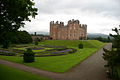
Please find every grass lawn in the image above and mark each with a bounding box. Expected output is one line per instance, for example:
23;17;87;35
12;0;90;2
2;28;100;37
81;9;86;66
0;64;50;80
0;40;105;73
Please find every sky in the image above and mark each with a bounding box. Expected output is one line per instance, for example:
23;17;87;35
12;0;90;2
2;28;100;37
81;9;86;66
21;0;120;34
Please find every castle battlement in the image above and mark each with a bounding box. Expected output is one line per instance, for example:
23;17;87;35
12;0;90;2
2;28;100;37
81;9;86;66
50;19;87;40
50;21;64;27
68;19;80;24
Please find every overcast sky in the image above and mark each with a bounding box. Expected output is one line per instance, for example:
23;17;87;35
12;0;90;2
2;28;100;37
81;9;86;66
21;0;120;34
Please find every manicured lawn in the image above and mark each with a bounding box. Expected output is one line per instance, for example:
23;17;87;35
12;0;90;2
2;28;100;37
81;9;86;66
0;64;50;80
0;40;105;73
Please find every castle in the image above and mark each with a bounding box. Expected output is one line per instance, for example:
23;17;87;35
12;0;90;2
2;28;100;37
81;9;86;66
50;19;87;40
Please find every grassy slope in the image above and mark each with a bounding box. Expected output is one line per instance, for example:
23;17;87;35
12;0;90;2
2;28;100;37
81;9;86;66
0;40;104;72
0;64;50;80
39;40;102;48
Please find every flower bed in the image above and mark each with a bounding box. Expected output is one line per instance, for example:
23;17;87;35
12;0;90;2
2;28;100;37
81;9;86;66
12;49;25;53
32;47;44;50
35;48;77;57
0;45;77;57
0;50;16;56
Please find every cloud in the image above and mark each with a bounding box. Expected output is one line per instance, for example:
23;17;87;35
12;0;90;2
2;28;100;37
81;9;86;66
35;0;120;17
22;0;120;34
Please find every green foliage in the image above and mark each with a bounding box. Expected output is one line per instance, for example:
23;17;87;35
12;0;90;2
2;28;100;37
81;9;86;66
0;31;33;46
23;48;35;63
88;36;111;42
2;39;11;49
11;31;33;44
0;0;37;48
35;41;38;45
103;26;120;80
17;31;33;44
78;43;83;49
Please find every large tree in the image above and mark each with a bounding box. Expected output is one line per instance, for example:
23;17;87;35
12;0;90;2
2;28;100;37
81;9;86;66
0;0;37;48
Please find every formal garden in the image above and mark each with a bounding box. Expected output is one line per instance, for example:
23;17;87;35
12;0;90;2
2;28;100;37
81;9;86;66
0;44;76;57
1;0;120;80
0;40;105;72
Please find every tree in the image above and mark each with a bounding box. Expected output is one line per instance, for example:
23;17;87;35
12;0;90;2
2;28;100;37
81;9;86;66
103;25;120;79
0;0;37;48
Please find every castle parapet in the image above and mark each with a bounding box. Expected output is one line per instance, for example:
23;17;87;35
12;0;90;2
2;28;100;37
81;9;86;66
60;22;64;26
81;24;87;30
68;19;80;25
50;21;65;27
50;21;54;26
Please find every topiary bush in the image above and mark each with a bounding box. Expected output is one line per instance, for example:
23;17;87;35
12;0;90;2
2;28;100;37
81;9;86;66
35;40;38;45
23;48;35;63
34;38;39;45
78;43;83;49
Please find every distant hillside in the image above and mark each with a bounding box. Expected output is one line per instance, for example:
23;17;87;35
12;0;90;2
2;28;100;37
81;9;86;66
87;33;109;38
29;31;49;35
29;31;109;38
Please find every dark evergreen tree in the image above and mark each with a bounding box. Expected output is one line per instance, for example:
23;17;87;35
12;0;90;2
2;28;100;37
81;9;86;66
103;25;120;79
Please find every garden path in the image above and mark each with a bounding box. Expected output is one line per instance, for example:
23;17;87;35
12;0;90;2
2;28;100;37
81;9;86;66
0;43;112;80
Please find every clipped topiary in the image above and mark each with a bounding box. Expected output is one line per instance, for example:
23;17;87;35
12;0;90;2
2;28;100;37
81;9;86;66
23;48;35;63
34;38;39;45
78;43;83;49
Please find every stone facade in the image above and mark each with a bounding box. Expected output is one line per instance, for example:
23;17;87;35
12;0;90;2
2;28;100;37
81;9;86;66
50;19;87;40
31;35;50;41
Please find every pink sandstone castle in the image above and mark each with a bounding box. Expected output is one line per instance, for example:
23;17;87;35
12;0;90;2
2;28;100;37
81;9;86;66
50;19;87;40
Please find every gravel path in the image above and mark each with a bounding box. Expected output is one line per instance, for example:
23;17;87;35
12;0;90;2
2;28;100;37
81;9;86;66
0;43;112;80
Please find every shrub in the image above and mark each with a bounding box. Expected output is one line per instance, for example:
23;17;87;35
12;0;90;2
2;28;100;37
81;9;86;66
78;43;83;49
34;38;39;45
35;40;38;45
23;48;35;63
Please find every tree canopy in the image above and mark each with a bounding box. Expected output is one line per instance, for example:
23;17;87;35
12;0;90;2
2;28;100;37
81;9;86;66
0;0;37;48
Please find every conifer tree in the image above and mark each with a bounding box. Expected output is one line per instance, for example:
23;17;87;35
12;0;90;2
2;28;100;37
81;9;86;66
103;25;120;79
